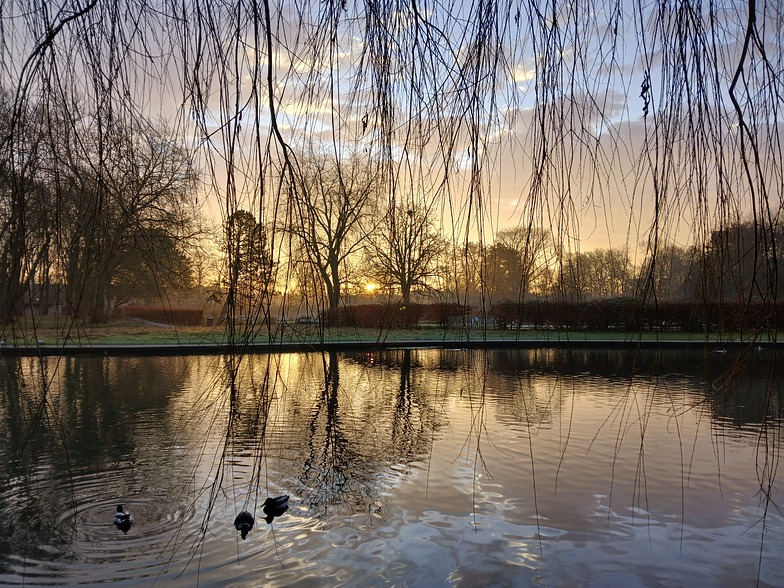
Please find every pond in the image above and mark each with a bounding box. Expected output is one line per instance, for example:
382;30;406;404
0;347;782;587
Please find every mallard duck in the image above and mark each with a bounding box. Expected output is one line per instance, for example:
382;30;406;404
262;495;289;524
233;511;254;539
113;504;132;533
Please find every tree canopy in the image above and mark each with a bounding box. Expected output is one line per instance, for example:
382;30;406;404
0;94;199;323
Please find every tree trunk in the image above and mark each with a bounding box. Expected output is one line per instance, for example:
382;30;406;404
91;278;111;322
0;216;25;326
401;284;411;306
326;260;341;326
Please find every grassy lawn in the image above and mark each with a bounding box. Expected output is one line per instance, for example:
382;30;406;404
0;317;772;347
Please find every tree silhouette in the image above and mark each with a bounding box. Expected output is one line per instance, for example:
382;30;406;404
284;153;379;324
0;0;780;339
222;209;275;323
367;203;446;304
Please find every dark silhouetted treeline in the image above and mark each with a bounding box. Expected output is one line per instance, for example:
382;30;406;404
317;299;783;333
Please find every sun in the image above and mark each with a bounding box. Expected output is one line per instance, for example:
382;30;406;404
364;282;379;293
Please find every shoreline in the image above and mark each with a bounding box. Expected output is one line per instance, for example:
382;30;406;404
0;335;775;357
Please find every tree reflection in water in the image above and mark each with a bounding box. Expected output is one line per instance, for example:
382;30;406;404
262;349;451;524
301;351;351;512
0;349;782;586
0;355;196;563
391;349;419;463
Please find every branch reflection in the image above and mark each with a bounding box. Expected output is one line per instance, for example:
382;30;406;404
0;349;782;586
301;351;361;514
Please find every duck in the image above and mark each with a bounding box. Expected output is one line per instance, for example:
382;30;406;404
233;511;254;539
113;504;132;533
262;495;289;524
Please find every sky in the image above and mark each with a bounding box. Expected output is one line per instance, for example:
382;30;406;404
2;0;782;258
233;0;781;255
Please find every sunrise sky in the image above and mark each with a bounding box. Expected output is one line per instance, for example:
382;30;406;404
2;0;778;258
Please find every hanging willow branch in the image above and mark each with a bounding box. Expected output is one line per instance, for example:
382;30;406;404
0;0;780;342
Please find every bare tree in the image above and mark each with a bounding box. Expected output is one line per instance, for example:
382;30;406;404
559;248;634;300
0;93;55;324
285;153;379;323
53;117;199;321
2;4;783;585
366;203;446;304
1;1;781;336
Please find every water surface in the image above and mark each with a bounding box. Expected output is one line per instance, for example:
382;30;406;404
0;348;782;586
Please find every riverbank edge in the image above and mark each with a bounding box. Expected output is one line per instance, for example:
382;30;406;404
0;336;775;357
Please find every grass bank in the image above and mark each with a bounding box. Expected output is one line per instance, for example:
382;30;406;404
1;317;776;348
